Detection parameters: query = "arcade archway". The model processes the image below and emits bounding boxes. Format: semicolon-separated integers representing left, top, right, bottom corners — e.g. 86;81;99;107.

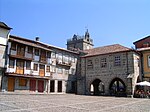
90;79;105;95
109;78;126;96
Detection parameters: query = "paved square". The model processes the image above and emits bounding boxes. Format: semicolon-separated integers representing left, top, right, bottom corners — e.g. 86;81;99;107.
0;93;150;112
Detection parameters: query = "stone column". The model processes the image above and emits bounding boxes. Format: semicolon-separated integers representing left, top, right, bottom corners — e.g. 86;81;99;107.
44;80;48;93
47;80;50;93
127;78;133;97
35;80;38;92
62;80;66;93
27;79;30;90
55;80;58;93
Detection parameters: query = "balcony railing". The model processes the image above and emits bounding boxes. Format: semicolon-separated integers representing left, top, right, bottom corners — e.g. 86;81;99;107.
56;60;72;67
10;50;33;60
40;57;47;63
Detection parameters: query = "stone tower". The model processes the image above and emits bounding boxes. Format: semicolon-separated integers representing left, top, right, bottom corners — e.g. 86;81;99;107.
67;30;94;51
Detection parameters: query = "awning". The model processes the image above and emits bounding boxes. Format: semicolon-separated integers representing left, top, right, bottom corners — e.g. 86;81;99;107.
136;81;150;86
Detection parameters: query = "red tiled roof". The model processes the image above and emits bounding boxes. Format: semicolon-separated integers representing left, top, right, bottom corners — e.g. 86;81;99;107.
82;44;132;57
9;35;79;54
9;35;52;51
133;36;150;44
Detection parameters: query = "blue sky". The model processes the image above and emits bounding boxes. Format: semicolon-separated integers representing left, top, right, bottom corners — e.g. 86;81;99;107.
0;0;150;49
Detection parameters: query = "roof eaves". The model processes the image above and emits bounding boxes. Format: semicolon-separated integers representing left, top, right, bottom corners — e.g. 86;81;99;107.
80;49;132;58
133;36;150;44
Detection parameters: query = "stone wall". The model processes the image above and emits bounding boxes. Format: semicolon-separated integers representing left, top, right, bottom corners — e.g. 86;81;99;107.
77;51;140;96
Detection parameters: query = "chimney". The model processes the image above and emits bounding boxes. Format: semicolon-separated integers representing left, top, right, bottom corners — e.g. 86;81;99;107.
35;37;39;41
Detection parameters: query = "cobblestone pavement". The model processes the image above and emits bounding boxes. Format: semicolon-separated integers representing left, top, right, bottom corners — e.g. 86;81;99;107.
0;93;150;112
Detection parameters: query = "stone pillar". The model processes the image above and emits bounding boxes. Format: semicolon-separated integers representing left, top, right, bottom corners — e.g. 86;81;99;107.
55;80;58;93
27;79;30;90
127;78;133;97
62;80;66;93
35;80;38;92
47;80;50;93
44;80;48;93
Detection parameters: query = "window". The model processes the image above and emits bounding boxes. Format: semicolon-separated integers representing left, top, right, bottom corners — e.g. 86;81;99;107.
63;55;68;64
19;78;27;86
50;65;56;73
101;58;107;68
33;64;38;71
26;61;31;70
46;66;50;72
35;49;39;56
95;58;99;65
65;70;69;75
11;42;16;50
114;56;121;66
57;67;63;74
9;58;15;68
40;50;46;62
71;68;76;75
87;59;93;69
51;52;56;58
71;56;75;63
28;46;33;54
143;42;149;48
57;53;62;63
47;52;51;58
148;56;150;67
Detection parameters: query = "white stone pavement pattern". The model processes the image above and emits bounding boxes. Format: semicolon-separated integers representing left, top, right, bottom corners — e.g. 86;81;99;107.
0;93;150;112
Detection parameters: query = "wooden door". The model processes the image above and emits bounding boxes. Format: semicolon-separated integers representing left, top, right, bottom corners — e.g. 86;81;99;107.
38;80;44;92
16;60;24;74
17;45;25;56
39;64;45;77
58;81;62;92
40;50;46;62
8;77;15;91
50;80;55;92
30;79;36;91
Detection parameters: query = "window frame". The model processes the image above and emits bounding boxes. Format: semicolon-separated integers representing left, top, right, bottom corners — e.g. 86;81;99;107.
46;65;50;72
34;48;39;56
27;46;33;54
101;58;107;68
26;61;31;70
114;56;121;66
9;58;15;68
147;55;150;67
11;42;17;51
87;59;93;69
47;52;51;58
57;67;63;74
33;63;38;71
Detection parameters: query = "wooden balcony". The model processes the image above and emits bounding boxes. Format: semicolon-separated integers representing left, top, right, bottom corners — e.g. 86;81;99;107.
10;50;33;60
56;60;72;67
40;57;47;63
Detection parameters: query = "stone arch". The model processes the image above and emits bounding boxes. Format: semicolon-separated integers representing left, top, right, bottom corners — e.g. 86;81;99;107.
90;79;105;95
109;77;126;97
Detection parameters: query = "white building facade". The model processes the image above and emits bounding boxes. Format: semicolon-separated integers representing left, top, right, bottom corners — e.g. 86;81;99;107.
2;35;79;93
0;22;11;91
